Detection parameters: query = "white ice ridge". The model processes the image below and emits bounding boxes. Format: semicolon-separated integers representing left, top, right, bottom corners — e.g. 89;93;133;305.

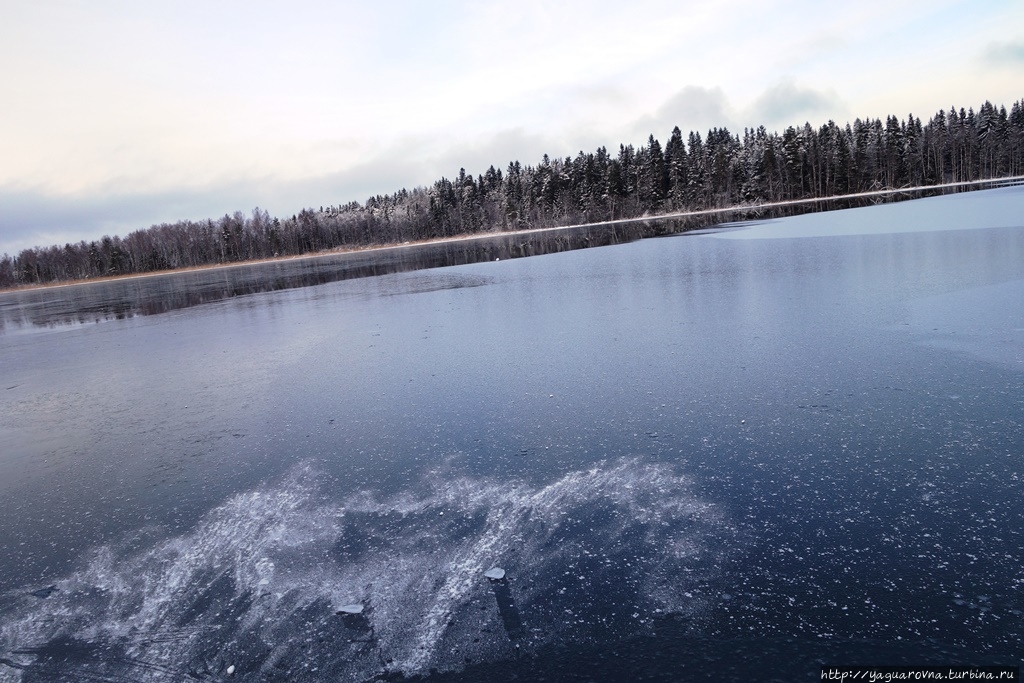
0;458;738;682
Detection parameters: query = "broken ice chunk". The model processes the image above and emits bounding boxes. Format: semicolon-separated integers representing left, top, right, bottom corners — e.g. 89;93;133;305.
484;567;506;580
337;603;364;614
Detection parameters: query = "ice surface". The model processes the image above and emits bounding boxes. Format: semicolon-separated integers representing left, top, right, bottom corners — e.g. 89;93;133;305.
711;186;1024;240
3;186;1020;680
908;279;1024;370
0;459;737;681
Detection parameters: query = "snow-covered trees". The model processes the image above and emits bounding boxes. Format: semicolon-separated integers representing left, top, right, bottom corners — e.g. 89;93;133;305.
3;98;1022;289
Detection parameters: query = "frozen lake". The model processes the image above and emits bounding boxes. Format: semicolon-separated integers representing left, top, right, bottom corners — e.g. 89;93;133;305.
1;188;1023;681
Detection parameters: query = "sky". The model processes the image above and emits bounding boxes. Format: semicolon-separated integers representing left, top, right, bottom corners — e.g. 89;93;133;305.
1;0;1022;256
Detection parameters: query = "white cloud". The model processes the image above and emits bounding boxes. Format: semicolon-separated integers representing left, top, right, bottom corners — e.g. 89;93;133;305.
983;40;1024;65
744;81;845;132
631;86;735;142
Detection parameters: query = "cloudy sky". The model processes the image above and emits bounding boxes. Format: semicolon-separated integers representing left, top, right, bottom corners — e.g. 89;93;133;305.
1;0;1021;256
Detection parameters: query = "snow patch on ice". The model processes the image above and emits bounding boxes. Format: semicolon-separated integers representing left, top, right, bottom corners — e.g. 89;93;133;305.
710;187;1024;240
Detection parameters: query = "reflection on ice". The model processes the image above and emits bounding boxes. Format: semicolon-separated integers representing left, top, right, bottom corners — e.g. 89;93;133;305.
0;458;736;682
488;576;525;641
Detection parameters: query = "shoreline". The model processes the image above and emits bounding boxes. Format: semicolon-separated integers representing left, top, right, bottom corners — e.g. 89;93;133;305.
4;175;1022;295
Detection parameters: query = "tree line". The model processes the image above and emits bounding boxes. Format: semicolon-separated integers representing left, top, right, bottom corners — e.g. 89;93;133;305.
3;98;1023;288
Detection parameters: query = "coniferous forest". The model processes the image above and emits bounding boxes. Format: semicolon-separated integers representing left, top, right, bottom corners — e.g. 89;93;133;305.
3;99;1023;289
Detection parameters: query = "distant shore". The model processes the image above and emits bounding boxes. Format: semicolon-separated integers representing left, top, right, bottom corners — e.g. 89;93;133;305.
4;175;1021;295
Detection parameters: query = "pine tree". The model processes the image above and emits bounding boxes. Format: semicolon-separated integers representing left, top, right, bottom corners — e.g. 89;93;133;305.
665;126;689;208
